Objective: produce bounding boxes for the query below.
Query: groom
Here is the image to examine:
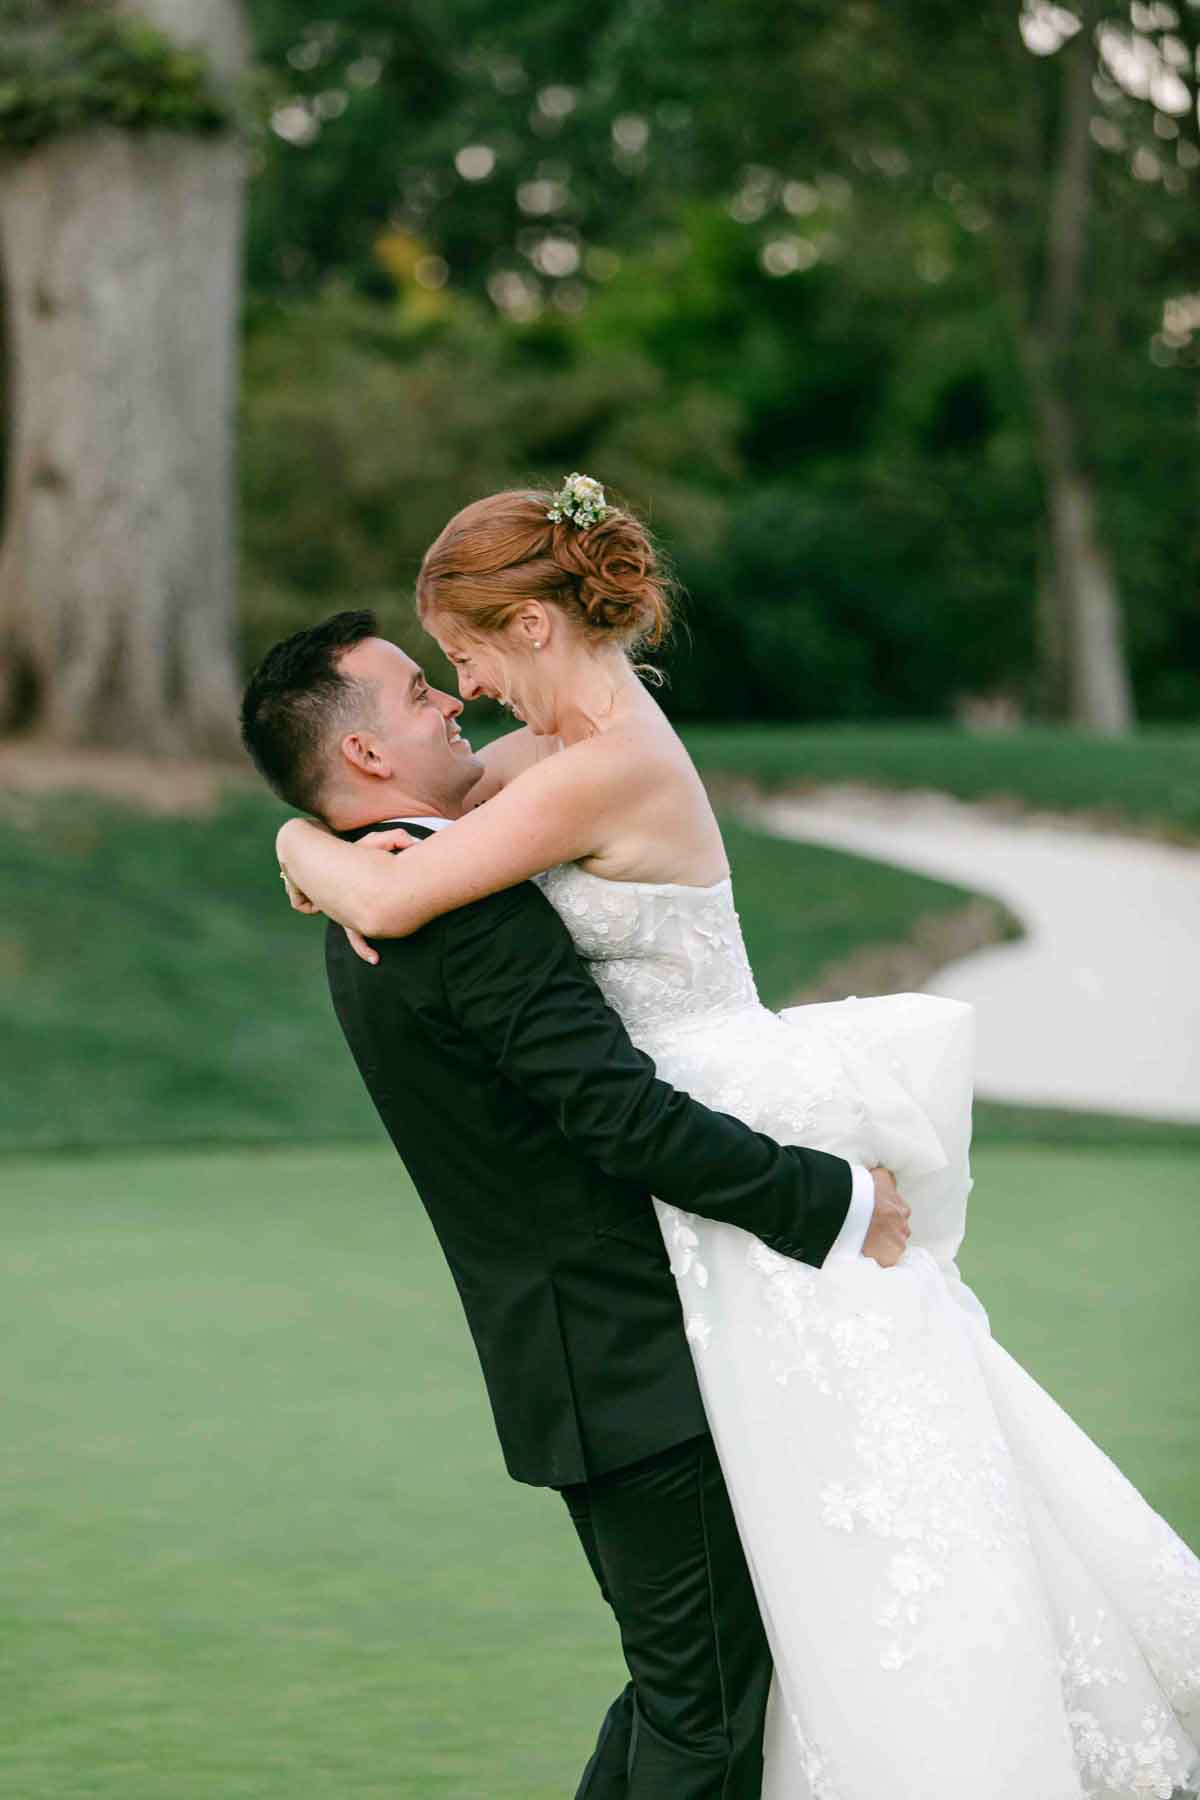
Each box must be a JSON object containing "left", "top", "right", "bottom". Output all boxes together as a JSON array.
[{"left": 241, "top": 611, "right": 910, "bottom": 1798}]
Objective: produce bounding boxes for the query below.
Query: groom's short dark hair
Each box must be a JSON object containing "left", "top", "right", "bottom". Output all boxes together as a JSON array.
[{"left": 240, "top": 609, "right": 378, "bottom": 814}]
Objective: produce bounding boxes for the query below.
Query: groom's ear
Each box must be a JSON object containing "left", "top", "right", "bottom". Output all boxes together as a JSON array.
[{"left": 339, "top": 731, "right": 393, "bottom": 780}]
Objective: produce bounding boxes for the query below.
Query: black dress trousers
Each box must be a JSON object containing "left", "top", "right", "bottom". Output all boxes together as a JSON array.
[{"left": 560, "top": 1434, "right": 773, "bottom": 1799}]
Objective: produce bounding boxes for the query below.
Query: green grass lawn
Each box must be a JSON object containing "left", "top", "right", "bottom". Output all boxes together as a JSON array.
[
  {"left": 0, "top": 788, "right": 990, "bottom": 1155},
  {"left": 0, "top": 789, "right": 377, "bottom": 1153},
  {"left": 2, "top": 754, "right": 1197, "bottom": 1155},
  {"left": 3, "top": 728, "right": 1198, "bottom": 1156},
  {"left": 4, "top": 1142, "right": 1196, "bottom": 1799},
  {"left": 681, "top": 722, "right": 1200, "bottom": 840}
]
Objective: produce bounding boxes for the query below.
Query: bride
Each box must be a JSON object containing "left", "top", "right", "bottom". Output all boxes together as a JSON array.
[{"left": 274, "top": 476, "right": 1200, "bottom": 1799}]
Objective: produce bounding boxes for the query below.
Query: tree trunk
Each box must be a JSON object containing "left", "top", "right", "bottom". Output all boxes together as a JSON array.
[
  {"left": 1023, "top": 2, "right": 1134, "bottom": 736},
  {"left": 0, "top": 0, "right": 250, "bottom": 752},
  {"left": 1030, "top": 524, "right": 1066, "bottom": 721},
  {"left": 1029, "top": 376, "right": 1134, "bottom": 733}
]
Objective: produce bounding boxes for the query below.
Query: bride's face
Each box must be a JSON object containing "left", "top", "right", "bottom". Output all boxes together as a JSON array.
[{"left": 428, "top": 613, "right": 556, "bottom": 735}]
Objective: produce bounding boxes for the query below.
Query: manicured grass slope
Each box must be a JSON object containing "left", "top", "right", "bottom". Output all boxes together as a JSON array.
[
  {"left": 2, "top": 725, "right": 1196, "bottom": 1153},
  {"left": 0, "top": 790, "right": 377, "bottom": 1152},
  {"left": 4, "top": 1143, "right": 1195, "bottom": 1799},
  {"left": 682, "top": 723, "right": 1200, "bottom": 839},
  {"left": 0, "top": 790, "right": 982, "bottom": 1153}
]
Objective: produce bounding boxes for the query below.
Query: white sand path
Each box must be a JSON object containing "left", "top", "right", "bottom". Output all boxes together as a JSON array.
[{"left": 749, "top": 787, "right": 1200, "bottom": 1124}]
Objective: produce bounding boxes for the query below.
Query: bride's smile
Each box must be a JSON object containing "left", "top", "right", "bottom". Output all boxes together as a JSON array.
[{"left": 432, "top": 610, "right": 645, "bottom": 747}]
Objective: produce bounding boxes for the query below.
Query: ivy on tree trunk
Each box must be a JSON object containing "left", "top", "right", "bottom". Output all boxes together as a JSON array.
[{"left": 0, "top": 0, "right": 250, "bottom": 752}]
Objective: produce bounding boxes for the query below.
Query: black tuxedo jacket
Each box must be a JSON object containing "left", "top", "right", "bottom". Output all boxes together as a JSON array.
[{"left": 324, "top": 821, "right": 853, "bottom": 1488}]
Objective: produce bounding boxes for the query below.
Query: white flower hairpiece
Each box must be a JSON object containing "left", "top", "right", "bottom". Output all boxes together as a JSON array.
[{"left": 546, "top": 472, "right": 609, "bottom": 529}]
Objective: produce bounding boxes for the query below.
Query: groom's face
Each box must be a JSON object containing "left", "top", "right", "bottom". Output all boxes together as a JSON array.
[{"left": 337, "top": 637, "right": 484, "bottom": 810}]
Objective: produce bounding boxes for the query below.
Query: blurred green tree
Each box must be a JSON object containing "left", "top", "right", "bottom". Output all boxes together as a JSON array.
[
  {"left": 237, "top": 287, "right": 738, "bottom": 678},
  {"left": 2, "top": 1, "right": 1191, "bottom": 746},
  {"left": 571, "top": 0, "right": 1198, "bottom": 732},
  {"left": 243, "top": 0, "right": 1197, "bottom": 732}
]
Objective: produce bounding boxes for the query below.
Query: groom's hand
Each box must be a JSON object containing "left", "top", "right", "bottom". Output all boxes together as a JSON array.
[{"left": 861, "top": 1167, "right": 911, "bottom": 1268}]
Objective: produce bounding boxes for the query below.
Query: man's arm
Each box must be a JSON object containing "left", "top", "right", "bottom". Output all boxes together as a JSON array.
[{"left": 441, "top": 883, "right": 864, "bottom": 1268}]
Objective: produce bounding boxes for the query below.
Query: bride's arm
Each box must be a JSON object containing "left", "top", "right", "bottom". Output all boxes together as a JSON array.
[{"left": 275, "top": 737, "right": 633, "bottom": 939}]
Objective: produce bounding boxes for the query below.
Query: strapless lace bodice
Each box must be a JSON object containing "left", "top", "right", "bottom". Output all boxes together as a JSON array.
[
  {"left": 535, "top": 863, "right": 759, "bottom": 1040},
  {"left": 537, "top": 860, "right": 960, "bottom": 1242}
]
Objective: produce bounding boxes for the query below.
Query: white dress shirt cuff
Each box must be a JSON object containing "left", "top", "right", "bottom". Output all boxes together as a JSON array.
[{"left": 826, "top": 1163, "right": 875, "bottom": 1261}]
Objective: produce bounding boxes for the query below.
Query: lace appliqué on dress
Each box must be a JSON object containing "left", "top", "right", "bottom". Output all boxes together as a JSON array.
[
  {"left": 748, "top": 1239, "right": 1027, "bottom": 1673},
  {"left": 658, "top": 1206, "right": 713, "bottom": 1349},
  {"left": 1062, "top": 1611, "right": 1197, "bottom": 1798},
  {"left": 535, "top": 866, "right": 757, "bottom": 1039},
  {"left": 787, "top": 1710, "right": 845, "bottom": 1800},
  {"left": 1137, "top": 1538, "right": 1200, "bottom": 1717}
]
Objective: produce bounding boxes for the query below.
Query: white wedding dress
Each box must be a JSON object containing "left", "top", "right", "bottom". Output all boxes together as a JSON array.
[{"left": 536, "top": 862, "right": 1200, "bottom": 1800}]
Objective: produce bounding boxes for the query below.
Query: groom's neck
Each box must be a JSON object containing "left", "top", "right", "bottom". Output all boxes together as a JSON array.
[{"left": 323, "top": 787, "right": 469, "bottom": 832}]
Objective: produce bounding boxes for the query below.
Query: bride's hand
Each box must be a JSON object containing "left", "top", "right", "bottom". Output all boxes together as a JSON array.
[
  {"left": 271, "top": 820, "right": 417, "bottom": 964},
  {"left": 278, "top": 858, "right": 381, "bottom": 967},
  {"left": 353, "top": 828, "right": 417, "bottom": 857},
  {"left": 280, "top": 868, "right": 320, "bottom": 914},
  {"left": 335, "top": 831, "right": 417, "bottom": 967},
  {"left": 344, "top": 925, "right": 379, "bottom": 966},
  {"left": 275, "top": 817, "right": 326, "bottom": 897},
  {"left": 276, "top": 819, "right": 323, "bottom": 916}
]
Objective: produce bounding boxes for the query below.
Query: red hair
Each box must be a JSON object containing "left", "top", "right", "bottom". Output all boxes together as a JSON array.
[{"left": 415, "top": 488, "right": 673, "bottom": 650}]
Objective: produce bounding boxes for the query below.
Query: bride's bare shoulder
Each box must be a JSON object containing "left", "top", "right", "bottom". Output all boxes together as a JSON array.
[
  {"left": 475, "top": 692, "right": 699, "bottom": 821},
  {"left": 610, "top": 707, "right": 709, "bottom": 793},
  {"left": 564, "top": 714, "right": 690, "bottom": 790},
  {"left": 455, "top": 704, "right": 722, "bottom": 886}
]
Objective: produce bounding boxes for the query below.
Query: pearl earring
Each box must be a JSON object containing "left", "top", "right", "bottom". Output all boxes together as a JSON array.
[{"left": 533, "top": 641, "right": 543, "bottom": 651}]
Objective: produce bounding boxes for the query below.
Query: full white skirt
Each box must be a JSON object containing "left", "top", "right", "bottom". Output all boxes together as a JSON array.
[{"left": 642, "top": 993, "right": 1200, "bottom": 1799}]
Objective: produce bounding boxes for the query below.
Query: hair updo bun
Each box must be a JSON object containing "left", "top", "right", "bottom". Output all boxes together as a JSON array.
[
  {"left": 416, "top": 486, "right": 673, "bottom": 653},
  {"left": 548, "top": 510, "right": 670, "bottom": 645}
]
